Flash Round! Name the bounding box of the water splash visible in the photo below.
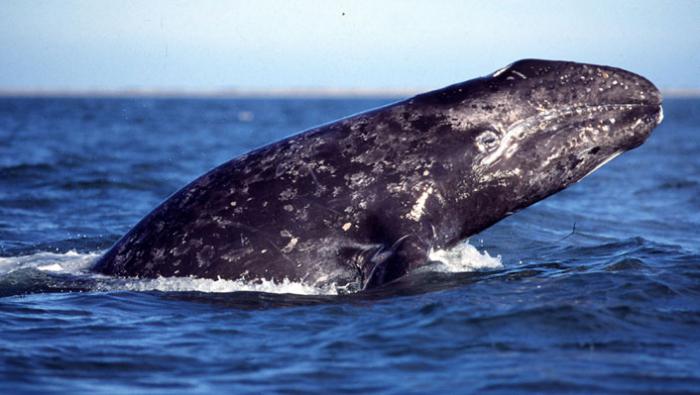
[97,276,338,295]
[427,240,503,273]
[0,250,99,275]
[0,240,501,297]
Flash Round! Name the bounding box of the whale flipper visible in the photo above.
[361,235,414,290]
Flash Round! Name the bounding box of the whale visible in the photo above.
[93,59,663,291]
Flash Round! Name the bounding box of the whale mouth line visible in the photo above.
[509,102,660,138]
[521,102,663,133]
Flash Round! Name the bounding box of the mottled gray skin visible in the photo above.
[93,59,663,291]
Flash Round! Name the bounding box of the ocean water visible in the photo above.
[0,96,699,394]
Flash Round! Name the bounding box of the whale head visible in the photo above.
[411,59,663,241]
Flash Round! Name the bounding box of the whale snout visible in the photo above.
[504,58,661,106]
[589,64,663,147]
[598,65,661,105]
[499,59,663,149]
[484,60,663,189]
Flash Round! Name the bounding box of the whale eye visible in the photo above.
[475,129,500,152]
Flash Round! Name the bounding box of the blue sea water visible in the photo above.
[0,96,699,394]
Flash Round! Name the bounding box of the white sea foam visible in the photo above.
[0,250,336,295]
[97,276,338,295]
[0,250,99,275]
[427,240,503,272]
[1,240,502,295]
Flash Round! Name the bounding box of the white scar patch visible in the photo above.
[407,186,434,221]
[492,66,509,77]
[281,237,298,254]
[511,70,527,79]
[279,230,298,253]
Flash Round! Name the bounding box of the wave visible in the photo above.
[97,276,339,295]
[0,240,503,297]
[0,250,99,275]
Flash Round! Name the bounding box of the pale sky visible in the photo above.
[1,0,698,91]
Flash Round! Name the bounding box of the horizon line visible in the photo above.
[0,87,698,99]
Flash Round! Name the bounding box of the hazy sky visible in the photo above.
[1,0,698,91]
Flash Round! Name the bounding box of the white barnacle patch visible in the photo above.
[279,230,299,254]
[407,185,434,222]
[281,237,298,254]
[346,172,374,189]
[386,182,406,194]
[342,222,352,232]
[283,204,294,212]
[279,188,297,201]
[196,245,215,268]
[479,167,522,184]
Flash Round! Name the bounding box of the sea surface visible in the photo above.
[0,96,699,394]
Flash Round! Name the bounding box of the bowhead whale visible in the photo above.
[93,59,663,291]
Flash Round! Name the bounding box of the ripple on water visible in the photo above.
[1,98,699,393]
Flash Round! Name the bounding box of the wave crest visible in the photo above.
[427,240,503,272]
[0,240,502,297]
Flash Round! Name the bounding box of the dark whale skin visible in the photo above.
[93,59,663,291]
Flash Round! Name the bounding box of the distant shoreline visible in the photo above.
[0,88,422,99]
[0,87,698,99]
